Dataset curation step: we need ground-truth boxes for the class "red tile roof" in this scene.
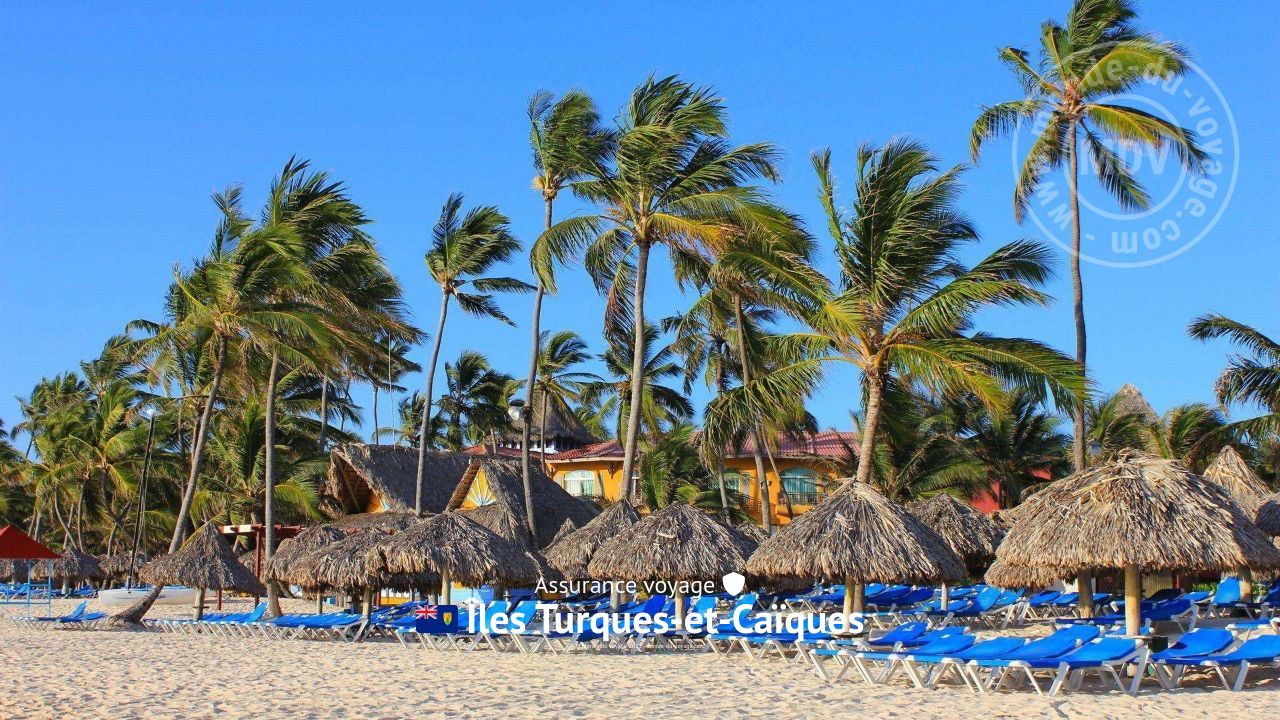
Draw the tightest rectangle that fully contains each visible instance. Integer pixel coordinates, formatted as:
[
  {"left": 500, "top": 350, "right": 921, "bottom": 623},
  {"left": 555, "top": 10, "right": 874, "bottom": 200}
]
[{"left": 545, "top": 431, "right": 859, "bottom": 463}]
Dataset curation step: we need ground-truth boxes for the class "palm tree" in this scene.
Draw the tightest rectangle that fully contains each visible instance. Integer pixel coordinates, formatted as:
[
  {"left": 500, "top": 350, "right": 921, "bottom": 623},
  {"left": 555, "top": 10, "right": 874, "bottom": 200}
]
[
  {"left": 971, "top": 0, "right": 1207, "bottom": 471},
  {"left": 520, "top": 90, "right": 612, "bottom": 539},
  {"left": 1188, "top": 314, "right": 1280, "bottom": 440},
  {"left": 356, "top": 333, "right": 419, "bottom": 446},
  {"left": 435, "top": 351, "right": 512, "bottom": 451},
  {"left": 1084, "top": 391, "right": 1152, "bottom": 459},
  {"left": 708, "top": 139, "right": 1086, "bottom": 498},
  {"left": 1145, "top": 402, "right": 1228, "bottom": 471},
  {"left": 414, "top": 194, "right": 532, "bottom": 515},
  {"left": 856, "top": 391, "right": 989, "bottom": 504},
  {"left": 535, "top": 75, "right": 786, "bottom": 500},
  {"left": 530, "top": 331, "right": 599, "bottom": 454},
  {"left": 578, "top": 323, "right": 693, "bottom": 445},
  {"left": 952, "top": 389, "right": 1071, "bottom": 507}
]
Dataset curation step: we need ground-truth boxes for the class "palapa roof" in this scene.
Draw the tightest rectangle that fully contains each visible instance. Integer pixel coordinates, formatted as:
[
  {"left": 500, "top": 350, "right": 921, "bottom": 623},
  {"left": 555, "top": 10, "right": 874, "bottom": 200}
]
[
  {"left": 367, "top": 511, "right": 540, "bottom": 587},
  {"left": 985, "top": 557, "right": 1075, "bottom": 589},
  {"left": 503, "top": 390, "right": 597, "bottom": 445},
  {"left": 1203, "top": 445, "right": 1271, "bottom": 517},
  {"left": 1255, "top": 494, "right": 1280, "bottom": 536},
  {"left": 746, "top": 481, "right": 965, "bottom": 585},
  {"left": 288, "top": 527, "right": 438, "bottom": 593},
  {"left": 140, "top": 523, "right": 266, "bottom": 593},
  {"left": 588, "top": 503, "right": 753, "bottom": 582},
  {"left": 329, "top": 511, "right": 419, "bottom": 532},
  {"left": 0, "top": 559, "right": 28, "bottom": 581},
  {"left": 101, "top": 552, "right": 149, "bottom": 579},
  {"left": 322, "top": 445, "right": 598, "bottom": 549},
  {"left": 1113, "top": 383, "right": 1160, "bottom": 424},
  {"left": 543, "top": 500, "right": 640, "bottom": 580},
  {"left": 991, "top": 451, "right": 1280, "bottom": 583},
  {"left": 732, "top": 523, "right": 770, "bottom": 545},
  {"left": 31, "top": 547, "right": 106, "bottom": 581},
  {"left": 907, "top": 493, "right": 1005, "bottom": 565},
  {"left": 262, "top": 524, "right": 347, "bottom": 584},
  {"left": 465, "top": 457, "right": 599, "bottom": 549}
]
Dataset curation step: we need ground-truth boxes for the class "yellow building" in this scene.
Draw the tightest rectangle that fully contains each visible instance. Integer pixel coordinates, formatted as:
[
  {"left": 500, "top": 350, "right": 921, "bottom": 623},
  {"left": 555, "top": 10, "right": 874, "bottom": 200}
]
[{"left": 545, "top": 432, "right": 857, "bottom": 526}]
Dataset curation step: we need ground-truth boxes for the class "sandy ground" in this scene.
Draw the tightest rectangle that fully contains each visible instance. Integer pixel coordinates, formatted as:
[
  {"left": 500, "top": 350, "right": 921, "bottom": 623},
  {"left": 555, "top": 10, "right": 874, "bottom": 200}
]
[{"left": 1, "top": 598, "right": 1277, "bottom": 719}]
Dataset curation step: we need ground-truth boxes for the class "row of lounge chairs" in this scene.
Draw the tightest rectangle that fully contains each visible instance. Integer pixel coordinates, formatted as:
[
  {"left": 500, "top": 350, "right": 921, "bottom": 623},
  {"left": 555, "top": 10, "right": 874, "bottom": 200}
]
[{"left": 8, "top": 600, "right": 106, "bottom": 629}]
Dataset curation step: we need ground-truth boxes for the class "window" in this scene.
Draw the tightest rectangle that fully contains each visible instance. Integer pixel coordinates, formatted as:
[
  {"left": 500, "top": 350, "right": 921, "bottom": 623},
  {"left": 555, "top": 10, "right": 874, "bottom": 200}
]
[
  {"left": 721, "top": 471, "right": 750, "bottom": 495},
  {"left": 563, "top": 470, "right": 598, "bottom": 498},
  {"left": 780, "top": 468, "right": 820, "bottom": 505}
]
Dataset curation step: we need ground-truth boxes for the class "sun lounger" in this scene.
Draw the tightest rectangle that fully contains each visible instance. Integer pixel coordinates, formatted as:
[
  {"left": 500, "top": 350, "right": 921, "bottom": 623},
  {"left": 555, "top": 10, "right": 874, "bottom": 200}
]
[
  {"left": 1156, "top": 634, "right": 1280, "bottom": 691},
  {"left": 994, "top": 638, "right": 1147, "bottom": 695},
  {"left": 846, "top": 633, "right": 976, "bottom": 685},
  {"left": 966, "top": 625, "right": 1101, "bottom": 692},
  {"left": 901, "top": 636, "right": 1028, "bottom": 689}
]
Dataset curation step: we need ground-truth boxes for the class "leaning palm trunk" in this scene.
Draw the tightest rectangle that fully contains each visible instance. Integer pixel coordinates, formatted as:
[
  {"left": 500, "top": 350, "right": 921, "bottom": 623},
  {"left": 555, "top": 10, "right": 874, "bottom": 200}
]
[
  {"left": 317, "top": 376, "right": 329, "bottom": 450},
  {"left": 263, "top": 351, "right": 282, "bottom": 617},
  {"left": 734, "top": 297, "right": 772, "bottom": 531},
  {"left": 618, "top": 243, "right": 651, "bottom": 501},
  {"left": 519, "top": 197, "right": 554, "bottom": 543},
  {"left": 1067, "top": 124, "right": 1087, "bottom": 473},
  {"left": 854, "top": 373, "right": 883, "bottom": 486},
  {"left": 414, "top": 291, "right": 450, "bottom": 515},
  {"left": 110, "top": 339, "right": 229, "bottom": 626}
]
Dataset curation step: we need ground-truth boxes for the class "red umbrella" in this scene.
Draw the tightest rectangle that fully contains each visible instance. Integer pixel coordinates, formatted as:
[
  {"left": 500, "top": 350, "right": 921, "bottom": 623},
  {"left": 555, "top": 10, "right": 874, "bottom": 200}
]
[{"left": 0, "top": 526, "right": 59, "bottom": 560}]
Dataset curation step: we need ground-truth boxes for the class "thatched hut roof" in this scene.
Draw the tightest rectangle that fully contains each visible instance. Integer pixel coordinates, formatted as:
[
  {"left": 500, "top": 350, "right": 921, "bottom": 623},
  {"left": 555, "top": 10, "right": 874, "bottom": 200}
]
[
  {"left": 733, "top": 522, "right": 770, "bottom": 545},
  {"left": 31, "top": 547, "right": 105, "bottom": 581},
  {"left": 367, "top": 511, "right": 539, "bottom": 587},
  {"left": 288, "top": 528, "right": 438, "bottom": 593},
  {"left": 322, "top": 445, "right": 598, "bottom": 549},
  {"left": 329, "top": 511, "right": 419, "bottom": 532},
  {"left": 1203, "top": 445, "right": 1271, "bottom": 517},
  {"left": 262, "top": 524, "right": 347, "bottom": 584},
  {"left": 543, "top": 500, "right": 640, "bottom": 580},
  {"left": 588, "top": 503, "right": 753, "bottom": 582},
  {"left": 907, "top": 494, "right": 1004, "bottom": 565},
  {"left": 991, "top": 451, "right": 1280, "bottom": 583},
  {"left": 502, "top": 389, "right": 597, "bottom": 446},
  {"left": 101, "top": 552, "right": 149, "bottom": 579},
  {"left": 550, "top": 518, "right": 580, "bottom": 544},
  {"left": 0, "top": 558, "right": 28, "bottom": 581},
  {"left": 1255, "top": 494, "right": 1280, "bottom": 536},
  {"left": 140, "top": 523, "right": 266, "bottom": 593},
  {"left": 747, "top": 481, "right": 966, "bottom": 584},
  {"left": 985, "top": 558, "right": 1073, "bottom": 589},
  {"left": 1114, "top": 383, "right": 1159, "bottom": 424}
]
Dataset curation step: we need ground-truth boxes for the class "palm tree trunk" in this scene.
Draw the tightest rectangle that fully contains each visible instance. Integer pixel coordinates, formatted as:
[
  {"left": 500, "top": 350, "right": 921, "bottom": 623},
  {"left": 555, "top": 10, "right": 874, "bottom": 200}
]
[
  {"left": 371, "top": 384, "right": 379, "bottom": 446},
  {"left": 520, "top": 197, "right": 553, "bottom": 545},
  {"left": 764, "top": 444, "right": 793, "bottom": 525},
  {"left": 110, "top": 338, "right": 228, "bottom": 625},
  {"left": 317, "top": 376, "right": 329, "bottom": 450},
  {"left": 733, "top": 297, "right": 772, "bottom": 532},
  {"left": 619, "top": 242, "right": 651, "bottom": 501},
  {"left": 716, "top": 462, "right": 730, "bottom": 523},
  {"left": 1068, "top": 123, "right": 1087, "bottom": 473},
  {"left": 415, "top": 291, "right": 450, "bottom": 515},
  {"left": 855, "top": 372, "right": 883, "bottom": 486},
  {"left": 263, "top": 351, "right": 282, "bottom": 618}
]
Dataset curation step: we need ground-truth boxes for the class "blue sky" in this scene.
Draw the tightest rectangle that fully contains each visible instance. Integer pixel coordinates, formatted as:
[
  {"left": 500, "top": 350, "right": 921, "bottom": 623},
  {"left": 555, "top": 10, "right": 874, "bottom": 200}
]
[{"left": 2, "top": 1, "right": 1277, "bottom": 439}]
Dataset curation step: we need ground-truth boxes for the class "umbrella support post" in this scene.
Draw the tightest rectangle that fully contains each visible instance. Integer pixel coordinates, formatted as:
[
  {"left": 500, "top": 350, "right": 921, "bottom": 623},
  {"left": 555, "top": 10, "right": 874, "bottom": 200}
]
[
  {"left": 317, "top": 593, "right": 325, "bottom": 614},
  {"left": 1077, "top": 570, "right": 1095, "bottom": 618},
  {"left": 217, "top": 588, "right": 222, "bottom": 611},
  {"left": 1238, "top": 567, "right": 1253, "bottom": 602},
  {"left": 940, "top": 582, "right": 950, "bottom": 610},
  {"left": 362, "top": 587, "right": 373, "bottom": 620},
  {"left": 674, "top": 587, "right": 685, "bottom": 629},
  {"left": 1124, "top": 565, "right": 1141, "bottom": 637},
  {"left": 195, "top": 587, "right": 206, "bottom": 621},
  {"left": 440, "top": 568, "right": 452, "bottom": 606}
]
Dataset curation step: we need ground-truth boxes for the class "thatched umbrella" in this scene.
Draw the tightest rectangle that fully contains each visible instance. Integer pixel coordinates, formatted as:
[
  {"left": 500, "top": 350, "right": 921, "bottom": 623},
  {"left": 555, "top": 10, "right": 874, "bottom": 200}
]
[
  {"left": 287, "top": 528, "right": 439, "bottom": 619},
  {"left": 908, "top": 493, "right": 1005, "bottom": 606},
  {"left": 543, "top": 500, "right": 640, "bottom": 581},
  {"left": 141, "top": 523, "right": 266, "bottom": 620},
  {"left": 1203, "top": 445, "right": 1273, "bottom": 599},
  {"left": 747, "top": 481, "right": 964, "bottom": 625},
  {"left": 588, "top": 503, "right": 753, "bottom": 627},
  {"left": 101, "top": 552, "right": 149, "bottom": 582},
  {"left": 0, "top": 558, "right": 28, "bottom": 582},
  {"left": 32, "top": 548, "right": 106, "bottom": 586},
  {"left": 329, "top": 511, "right": 419, "bottom": 532},
  {"left": 367, "top": 511, "right": 539, "bottom": 605},
  {"left": 990, "top": 451, "right": 1280, "bottom": 636},
  {"left": 1257, "top": 494, "right": 1280, "bottom": 537},
  {"left": 262, "top": 523, "right": 347, "bottom": 612},
  {"left": 549, "top": 518, "right": 580, "bottom": 544}
]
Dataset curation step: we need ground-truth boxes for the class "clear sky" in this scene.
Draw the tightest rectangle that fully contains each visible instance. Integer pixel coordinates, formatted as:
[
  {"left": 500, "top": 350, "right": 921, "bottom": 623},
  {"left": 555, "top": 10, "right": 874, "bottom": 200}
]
[{"left": 2, "top": 1, "right": 1277, "bottom": 439}]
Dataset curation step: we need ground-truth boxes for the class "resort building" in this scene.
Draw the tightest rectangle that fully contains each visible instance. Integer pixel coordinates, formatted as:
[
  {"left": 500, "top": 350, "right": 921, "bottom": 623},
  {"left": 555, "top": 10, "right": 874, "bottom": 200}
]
[{"left": 545, "top": 431, "right": 860, "bottom": 526}]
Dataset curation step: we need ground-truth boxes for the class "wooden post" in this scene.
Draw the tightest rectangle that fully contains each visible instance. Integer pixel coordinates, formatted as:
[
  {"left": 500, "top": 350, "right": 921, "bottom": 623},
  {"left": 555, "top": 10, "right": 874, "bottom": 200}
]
[
  {"left": 1239, "top": 568, "right": 1253, "bottom": 603},
  {"left": 194, "top": 587, "right": 206, "bottom": 621},
  {"left": 216, "top": 588, "right": 222, "bottom": 610},
  {"left": 1077, "top": 569, "right": 1095, "bottom": 618},
  {"left": 841, "top": 574, "right": 855, "bottom": 634},
  {"left": 362, "top": 587, "right": 374, "bottom": 620},
  {"left": 441, "top": 567, "right": 452, "bottom": 605},
  {"left": 940, "top": 582, "right": 950, "bottom": 610},
  {"left": 674, "top": 587, "right": 685, "bottom": 629},
  {"left": 1124, "top": 565, "right": 1142, "bottom": 637},
  {"left": 852, "top": 582, "right": 865, "bottom": 614},
  {"left": 316, "top": 593, "right": 325, "bottom": 614}
]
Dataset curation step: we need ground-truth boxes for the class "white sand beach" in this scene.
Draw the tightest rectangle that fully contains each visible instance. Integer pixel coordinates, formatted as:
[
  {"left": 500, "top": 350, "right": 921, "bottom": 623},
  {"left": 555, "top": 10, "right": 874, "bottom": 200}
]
[{"left": 1, "top": 599, "right": 1276, "bottom": 720}]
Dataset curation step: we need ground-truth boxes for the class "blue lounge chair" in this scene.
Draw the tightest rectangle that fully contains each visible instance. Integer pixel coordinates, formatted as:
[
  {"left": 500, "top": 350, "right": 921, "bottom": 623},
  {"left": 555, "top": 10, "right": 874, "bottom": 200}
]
[
  {"left": 967, "top": 625, "right": 1101, "bottom": 692},
  {"left": 1059, "top": 597, "right": 1197, "bottom": 632},
  {"left": 802, "top": 620, "right": 929, "bottom": 680},
  {"left": 1141, "top": 628, "right": 1234, "bottom": 689},
  {"left": 1205, "top": 577, "right": 1242, "bottom": 616},
  {"left": 846, "top": 633, "right": 975, "bottom": 685},
  {"left": 1002, "top": 638, "right": 1146, "bottom": 695},
  {"left": 1157, "top": 634, "right": 1280, "bottom": 691},
  {"left": 930, "top": 586, "right": 1003, "bottom": 627},
  {"left": 902, "top": 637, "right": 1028, "bottom": 689}
]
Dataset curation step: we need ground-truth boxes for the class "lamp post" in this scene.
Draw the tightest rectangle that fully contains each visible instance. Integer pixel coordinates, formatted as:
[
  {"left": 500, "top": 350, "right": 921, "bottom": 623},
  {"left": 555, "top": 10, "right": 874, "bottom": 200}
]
[{"left": 126, "top": 405, "right": 158, "bottom": 589}]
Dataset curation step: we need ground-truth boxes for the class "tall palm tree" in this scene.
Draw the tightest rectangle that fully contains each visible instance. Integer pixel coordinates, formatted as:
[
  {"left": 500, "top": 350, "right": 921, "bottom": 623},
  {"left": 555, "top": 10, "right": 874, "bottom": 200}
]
[
  {"left": 356, "top": 333, "right": 419, "bottom": 446},
  {"left": 435, "top": 350, "right": 512, "bottom": 451},
  {"left": 708, "top": 140, "right": 1086, "bottom": 502},
  {"left": 530, "top": 330, "right": 599, "bottom": 455},
  {"left": 1145, "top": 402, "right": 1228, "bottom": 471},
  {"left": 535, "top": 75, "right": 786, "bottom": 500},
  {"left": 1188, "top": 314, "right": 1280, "bottom": 440},
  {"left": 414, "top": 194, "right": 531, "bottom": 514},
  {"left": 971, "top": 0, "right": 1207, "bottom": 471},
  {"left": 520, "top": 90, "right": 612, "bottom": 539}
]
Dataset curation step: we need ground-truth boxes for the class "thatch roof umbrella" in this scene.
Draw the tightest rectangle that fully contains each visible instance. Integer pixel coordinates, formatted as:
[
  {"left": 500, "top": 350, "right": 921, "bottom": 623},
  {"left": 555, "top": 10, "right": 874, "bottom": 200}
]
[
  {"left": 588, "top": 503, "right": 753, "bottom": 628},
  {"left": 0, "top": 558, "right": 28, "bottom": 582},
  {"left": 101, "top": 552, "right": 149, "bottom": 582},
  {"left": 32, "top": 547, "right": 106, "bottom": 584},
  {"left": 747, "top": 481, "right": 964, "bottom": 626},
  {"left": 288, "top": 528, "right": 439, "bottom": 619},
  {"left": 1203, "top": 445, "right": 1274, "bottom": 599},
  {"left": 262, "top": 523, "right": 347, "bottom": 612},
  {"left": 1257, "top": 495, "right": 1280, "bottom": 537},
  {"left": 990, "top": 451, "right": 1280, "bottom": 636},
  {"left": 367, "top": 511, "right": 539, "bottom": 605},
  {"left": 550, "top": 518, "right": 580, "bottom": 544},
  {"left": 908, "top": 493, "right": 1005, "bottom": 606},
  {"left": 543, "top": 500, "right": 640, "bottom": 581},
  {"left": 140, "top": 523, "right": 266, "bottom": 620}
]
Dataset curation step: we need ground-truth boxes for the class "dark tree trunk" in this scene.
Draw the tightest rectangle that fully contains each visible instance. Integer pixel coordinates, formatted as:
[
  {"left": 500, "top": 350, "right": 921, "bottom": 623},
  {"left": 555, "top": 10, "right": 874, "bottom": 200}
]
[
  {"left": 618, "top": 242, "right": 650, "bottom": 502},
  {"left": 414, "top": 291, "right": 449, "bottom": 515}
]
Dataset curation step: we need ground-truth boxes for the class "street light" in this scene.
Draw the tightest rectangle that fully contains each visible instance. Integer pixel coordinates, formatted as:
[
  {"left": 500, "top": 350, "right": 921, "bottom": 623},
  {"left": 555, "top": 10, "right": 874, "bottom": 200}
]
[{"left": 126, "top": 405, "right": 159, "bottom": 589}]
